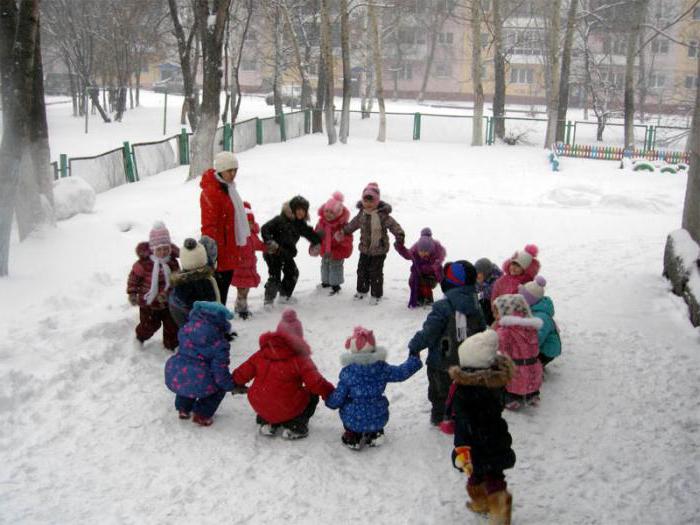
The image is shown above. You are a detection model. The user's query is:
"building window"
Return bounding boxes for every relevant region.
[694,7,700,20]
[689,41,698,59]
[509,67,534,84]
[434,62,452,77]
[685,76,699,89]
[438,32,454,45]
[648,73,665,88]
[481,65,488,80]
[398,63,413,80]
[604,37,627,56]
[398,28,416,45]
[241,59,257,72]
[481,33,489,49]
[651,38,669,54]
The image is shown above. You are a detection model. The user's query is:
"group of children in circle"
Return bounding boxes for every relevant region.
[125,150,562,522]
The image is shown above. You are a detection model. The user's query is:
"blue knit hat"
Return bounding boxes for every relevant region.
[441,260,477,292]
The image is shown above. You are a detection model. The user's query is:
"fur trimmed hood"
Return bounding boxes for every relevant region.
[282,199,310,222]
[498,315,543,329]
[448,354,515,388]
[340,346,388,367]
[170,265,214,287]
[135,241,179,261]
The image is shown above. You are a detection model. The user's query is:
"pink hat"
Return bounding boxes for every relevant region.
[324,191,345,216]
[149,221,171,249]
[362,182,380,201]
[511,244,539,270]
[344,326,376,353]
[276,308,304,340]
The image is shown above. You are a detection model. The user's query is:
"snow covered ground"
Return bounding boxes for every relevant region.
[1,136,699,524]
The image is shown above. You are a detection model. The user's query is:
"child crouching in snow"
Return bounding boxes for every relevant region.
[518,276,561,368]
[232,309,334,440]
[231,202,266,319]
[315,191,353,295]
[127,221,180,350]
[164,301,238,426]
[493,294,543,409]
[449,330,516,523]
[325,327,422,450]
[490,244,540,304]
[395,227,446,308]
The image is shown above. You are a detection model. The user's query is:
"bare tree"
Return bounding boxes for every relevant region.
[0,0,54,276]
[416,1,451,103]
[555,0,578,142]
[683,57,700,243]
[339,0,351,143]
[368,0,386,142]
[623,0,650,148]
[229,0,255,123]
[319,0,337,144]
[544,0,562,148]
[470,0,485,146]
[168,0,200,131]
[491,0,506,139]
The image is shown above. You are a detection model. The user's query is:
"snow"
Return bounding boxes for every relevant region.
[1,135,700,523]
[53,176,96,221]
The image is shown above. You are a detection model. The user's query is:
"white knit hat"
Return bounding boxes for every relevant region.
[458,330,499,369]
[519,276,546,306]
[213,151,239,173]
[511,244,539,270]
[180,238,208,271]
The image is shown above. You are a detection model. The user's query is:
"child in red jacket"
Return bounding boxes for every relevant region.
[127,221,180,350]
[315,191,353,295]
[231,202,266,319]
[232,309,335,439]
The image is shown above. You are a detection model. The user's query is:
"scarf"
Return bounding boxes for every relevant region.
[455,312,468,343]
[364,208,382,252]
[215,173,251,246]
[145,255,172,305]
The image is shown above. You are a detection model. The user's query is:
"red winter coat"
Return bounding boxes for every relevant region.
[200,169,243,272]
[314,206,353,260]
[233,331,335,424]
[126,242,180,310]
[491,257,540,304]
[231,204,265,288]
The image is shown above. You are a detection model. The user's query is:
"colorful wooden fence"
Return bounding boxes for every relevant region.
[554,142,690,165]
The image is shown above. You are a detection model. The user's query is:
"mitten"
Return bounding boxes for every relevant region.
[128,293,138,306]
[453,446,473,475]
[309,244,321,257]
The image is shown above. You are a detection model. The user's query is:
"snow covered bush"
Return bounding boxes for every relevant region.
[53,176,96,221]
[663,229,700,326]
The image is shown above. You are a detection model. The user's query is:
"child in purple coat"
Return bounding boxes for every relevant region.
[396,228,446,308]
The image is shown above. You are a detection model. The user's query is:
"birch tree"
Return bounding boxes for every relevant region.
[470,0,485,146]
[555,0,578,142]
[339,0,351,143]
[623,0,650,148]
[368,0,386,142]
[319,0,337,144]
[682,56,700,243]
[544,0,562,148]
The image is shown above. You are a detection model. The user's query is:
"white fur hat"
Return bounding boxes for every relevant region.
[458,330,499,369]
[180,238,208,271]
[213,151,239,173]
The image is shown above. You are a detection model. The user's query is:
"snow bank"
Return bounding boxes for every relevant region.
[53,176,96,220]
[664,228,700,326]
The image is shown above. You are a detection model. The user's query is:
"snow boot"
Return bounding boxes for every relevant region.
[329,285,341,295]
[365,430,385,447]
[192,413,213,427]
[353,292,365,300]
[280,422,308,440]
[466,483,489,514]
[487,490,512,525]
[258,423,280,437]
[368,296,381,306]
[341,430,365,450]
[178,410,191,420]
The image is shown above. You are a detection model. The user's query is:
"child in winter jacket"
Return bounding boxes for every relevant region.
[325,327,422,450]
[493,294,543,409]
[407,261,487,426]
[474,258,503,326]
[164,301,237,426]
[340,182,405,305]
[261,196,322,307]
[232,309,334,439]
[490,244,540,304]
[168,238,220,328]
[519,276,561,367]
[127,221,180,350]
[449,329,516,524]
[231,202,266,319]
[314,191,353,295]
[396,227,446,308]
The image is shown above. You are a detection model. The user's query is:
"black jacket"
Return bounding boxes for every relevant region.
[261,202,321,258]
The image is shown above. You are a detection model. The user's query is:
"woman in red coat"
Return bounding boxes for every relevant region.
[233,309,335,440]
[200,151,251,305]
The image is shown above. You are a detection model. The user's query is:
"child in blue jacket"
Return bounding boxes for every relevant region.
[164,301,237,426]
[519,275,561,367]
[326,326,422,450]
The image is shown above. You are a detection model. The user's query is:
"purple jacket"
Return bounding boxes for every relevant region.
[396,241,446,307]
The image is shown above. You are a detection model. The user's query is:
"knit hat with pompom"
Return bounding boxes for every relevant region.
[324,191,345,217]
[180,238,208,271]
[519,275,547,306]
[276,308,304,340]
[415,228,436,253]
[149,221,171,250]
[344,326,376,353]
[511,244,539,270]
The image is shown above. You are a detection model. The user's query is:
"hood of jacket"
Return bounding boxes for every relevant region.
[448,354,515,388]
[340,346,388,367]
[170,265,214,287]
[530,296,554,317]
[355,200,393,216]
[135,242,179,261]
[200,168,227,192]
[282,201,310,222]
[258,330,311,359]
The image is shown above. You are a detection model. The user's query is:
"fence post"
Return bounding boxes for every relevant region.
[279,112,287,142]
[572,122,578,146]
[123,141,136,183]
[179,128,189,165]
[565,121,572,145]
[223,123,232,151]
[650,126,657,150]
[304,109,311,134]
[413,112,421,140]
[59,154,68,178]
[256,117,263,145]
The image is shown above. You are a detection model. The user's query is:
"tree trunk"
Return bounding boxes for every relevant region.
[596,115,606,141]
[682,57,700,243]
[417,13,444,104]
[368,1,386,142]
[555,0,578,142]
[281,0,312,110]
[492,0,506,140]
[188,0,231,180]
[314,53,326,133]
[271,6,284,119]
[624,0,649,149]
[544,0,562,148]
[320,0,337,144]
[167,0,199,132]
[339,0,351,143]
[471,0,484,146]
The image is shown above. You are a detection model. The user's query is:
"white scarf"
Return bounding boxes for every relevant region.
[216,173,251,246]
[364,208,382,252]
[145,254,172,305]
[455,312,468,343]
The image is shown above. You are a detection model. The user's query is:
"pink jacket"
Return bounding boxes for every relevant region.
[496,315,543,396]
[491,257,540,303]
[314,206,353,260]
[232,203,266,288]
